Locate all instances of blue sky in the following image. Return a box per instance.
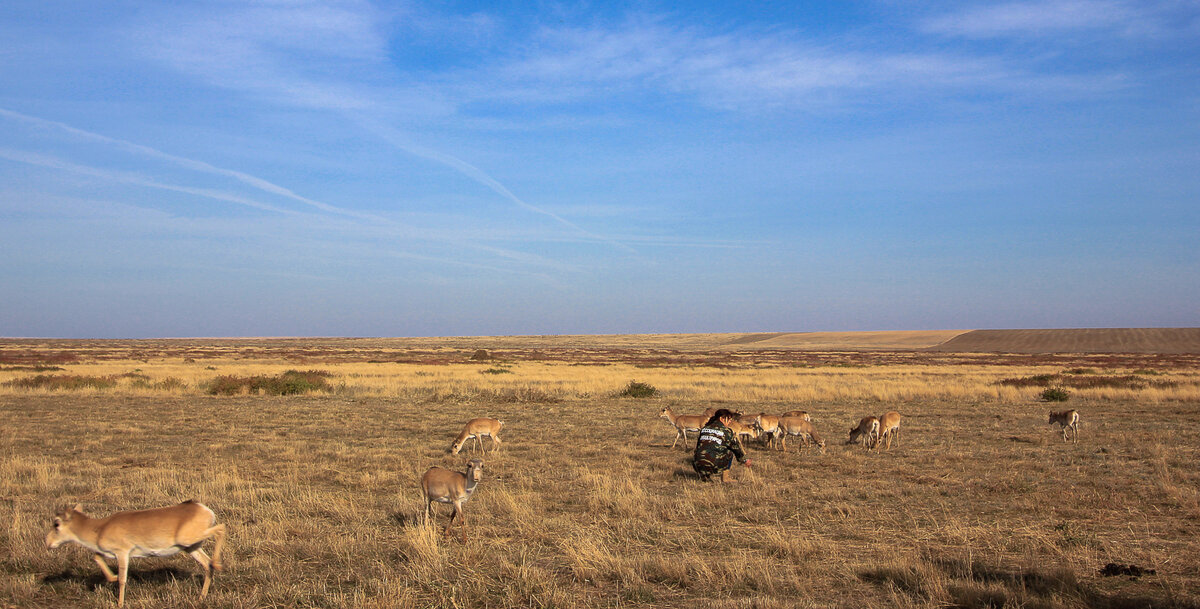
[1,0,1198,338]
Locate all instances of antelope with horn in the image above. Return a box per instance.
[451,417,503,455]
[45,500,226,608]
[421,458,484,541]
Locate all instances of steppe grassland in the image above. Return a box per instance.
[2,358,1199,403]
[0,341,1198,608]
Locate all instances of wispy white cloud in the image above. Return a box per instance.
[139,0,393,110]
[921,0,1159,38]
[134,1,638,254]
[461,16,1127,110]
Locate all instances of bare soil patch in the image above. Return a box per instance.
[928,328,1200,354]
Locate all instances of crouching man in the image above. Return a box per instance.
[693,408,750,482]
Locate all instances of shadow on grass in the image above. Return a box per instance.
[389,510,415,527]
[860,555,1200,609]
[42,565,196,591]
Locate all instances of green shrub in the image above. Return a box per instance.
[206,370,332,396]
[617,381,658,398]
[1040,387,1070,402]
[481,367,513,375]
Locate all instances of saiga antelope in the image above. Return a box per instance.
[421,458,484,541]
[848,416,880,450]
[659,407,707,449]
[728,418,759,445]
[1048,409,1080,443]
[780,410,811,421]
[451,418,503,455]
[755,413,783,450]
[875,411,902,450]
[778,416,825,453]
[45,500,226,608]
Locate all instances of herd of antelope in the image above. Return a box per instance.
[44,407,1080,607]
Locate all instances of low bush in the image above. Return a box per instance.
[617,381,658,398]
[481,367,513,375]
[206,370,333,396]
[1041,387,1071,402]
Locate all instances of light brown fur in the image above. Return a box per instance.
[45,500,226,608]
[421,459,484,541]
[1048,409,1080,443]
[755,413,783,450]
[876,411,902,450]
[848,416,881,450]
[728,418,759,445]
[779,416,825,453]
[451,418,503,455]
[659,407,708,449]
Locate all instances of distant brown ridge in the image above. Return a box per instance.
[925,328,1200,354]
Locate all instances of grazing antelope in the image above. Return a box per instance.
[45,500,225,608]
[659,407,708,449]
[1048,409,1080,444]
[848,416,880,450]
[728,418,759,445]
[755,413,783,450]
[779,416,825,453]
[780,410,811,421]
[421,459,484,541]
[876,411,902,450]
[450,418,503,455]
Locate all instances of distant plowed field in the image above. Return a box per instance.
[927,328,1200,354]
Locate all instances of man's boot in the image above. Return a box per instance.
[721,470,735,483]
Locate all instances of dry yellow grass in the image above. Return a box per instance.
[1,339,1198,608]
[3,359,1199,403]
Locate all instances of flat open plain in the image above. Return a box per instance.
[1,331,1198,608]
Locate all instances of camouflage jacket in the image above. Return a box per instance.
[693,423,746,463]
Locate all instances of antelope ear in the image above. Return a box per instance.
[72,503,83,514]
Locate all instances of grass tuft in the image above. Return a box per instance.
[2,374,117,390]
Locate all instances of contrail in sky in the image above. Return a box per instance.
[350,114,639,255]
[0,107,385,223]
[0,147,297,214]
